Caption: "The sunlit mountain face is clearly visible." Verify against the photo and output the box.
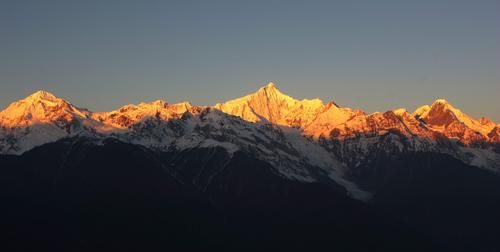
[1,83,500,251]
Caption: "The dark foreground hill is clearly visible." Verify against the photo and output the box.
[1,137,499,252]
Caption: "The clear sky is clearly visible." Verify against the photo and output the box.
[1,0,499,121]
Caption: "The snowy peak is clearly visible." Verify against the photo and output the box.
[413,99,456,119]
[325,101,340,109]
[266,81,276,88]
[420,99,461,127]
[93,100,198,129]
[304,101,360,139]
[255,81,281,94]
[15,90,65,108]
[168,101,194,114]
[1,87,499,157]
[392,108,408,117]
[260,81,279,93]
[0,91,95,154]
[0,90,88,128]
[414,98,496,138]
[413,105,431,118]
[253,82,300,108]
[215,82,326,127]
[27,90,59,101]
[433,98,450,105]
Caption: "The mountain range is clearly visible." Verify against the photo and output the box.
[1,82,499,172]
[1,83,500,251]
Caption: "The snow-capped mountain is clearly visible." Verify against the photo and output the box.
[100,105,367,199]
[214,82,326,128]
[2,84,500,251]
[0,88,369,199]
[92,100,196,129]
[0,91,100,154]
[216,84,498,145]
[215,83,500,172]
[413,99,495,144]
[0,90,90,128]
[1,83,499,198]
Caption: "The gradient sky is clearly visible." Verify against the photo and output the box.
[1,0,499,121]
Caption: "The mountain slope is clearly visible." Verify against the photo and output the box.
[3,136,500,251]
[214,83,499,172]
[0,89,370,200]
[1,85,499,192]
[0,90,89,127]
[1,85,500,251]
[0,137,442,252]
[92,100,197,129]
[0,91,99,154]
[214,82,325,128]
[413,99,495,144]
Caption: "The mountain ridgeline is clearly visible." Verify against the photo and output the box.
[1,83,499,251]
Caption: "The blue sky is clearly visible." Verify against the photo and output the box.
[1,0,499,121]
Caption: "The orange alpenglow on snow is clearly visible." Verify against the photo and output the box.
[92,100,198,129]
[0,83,498,154]
[215,83,498,144]
[215,82,325,128]
[0,90,90,127]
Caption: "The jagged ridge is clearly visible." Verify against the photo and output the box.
[1,83,499,185]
